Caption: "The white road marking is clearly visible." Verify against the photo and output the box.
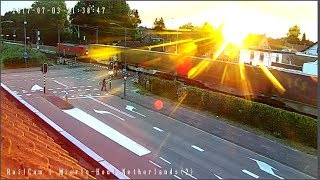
[31,90,36,93]
[93,109,125,121]
[182,170,197,179]
[39,89,43,92]
[65,77,68,78]
[78,89,82,91]
[85,89,90,91]
[94,88,99,91]
[72,86,77,89]
[149,160,162,168]
[88,96,135,118]
[53,91,57,93]
[69,90,75,92]
[57,87,61,90]
[51,78,55,80]
[126,105,146,117]
[13,91,18,94]
[26,94,31,96]
[63,108,150,156]
[80,86,85,88]
[24,80,27,81]
[92,80,96,81]
[153,127,163,132]
[174,175,182,179]
[159,157,171,164]
[31,79,34,81]
[191,145,204,152]
[242,169,259,179]
[71,95,75,98]
[61,90,66,93]
[79,94,84,97]
[37,79,41,81]
[249,158,284,179]
[96,94,101,96]
[18,95,22,97]
[213,173,223,179]
[53,80,68,88]
[87,86,92,88]
[31,84,43,91]
[48,88,53,91]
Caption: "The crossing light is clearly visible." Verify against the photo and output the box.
[42,63,48,74]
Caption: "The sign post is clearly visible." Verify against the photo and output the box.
[23,51,28,68]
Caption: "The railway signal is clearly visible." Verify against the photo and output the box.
[41,63,48,94]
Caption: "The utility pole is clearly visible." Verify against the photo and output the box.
[24,20,27,68]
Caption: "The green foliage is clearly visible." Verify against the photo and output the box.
[153,17,166,31]
[1,43,48,67]
[147,77,317,148]
[286,24,301,44]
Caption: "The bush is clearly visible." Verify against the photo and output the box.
[1,43,48,67]
[148,77,317,148]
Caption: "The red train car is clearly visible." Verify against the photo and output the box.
[57,43,88,57]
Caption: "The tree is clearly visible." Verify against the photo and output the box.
[286,24,301,44]
[70,0,141,44]
[153,17,165,31]
[179,22,195,30]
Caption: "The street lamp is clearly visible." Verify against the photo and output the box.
[110,22,127,97]
[24,20,27,68]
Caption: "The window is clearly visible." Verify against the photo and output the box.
[276,54,279,62]
[260,52,264,61]
[250,51,254,60]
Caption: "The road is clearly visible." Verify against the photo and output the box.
[1,65,315,179]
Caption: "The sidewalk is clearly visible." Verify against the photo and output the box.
[111,76,317,178]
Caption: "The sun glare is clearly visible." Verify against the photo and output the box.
[212,4,254,46]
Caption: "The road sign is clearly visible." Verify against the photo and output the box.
[23,51,28,58]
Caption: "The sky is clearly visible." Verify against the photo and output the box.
[1,1,318,42]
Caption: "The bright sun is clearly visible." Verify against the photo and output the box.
[215,5,253,46]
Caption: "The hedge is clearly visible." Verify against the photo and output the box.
[146,77,317,148]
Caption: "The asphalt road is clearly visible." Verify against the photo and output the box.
[1,65,315,179]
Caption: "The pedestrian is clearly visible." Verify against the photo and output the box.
[101,78,107,92]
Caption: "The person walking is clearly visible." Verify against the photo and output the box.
[101,78,107,92]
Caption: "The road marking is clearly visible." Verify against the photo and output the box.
[126,105,146,117]
[65,77,68,79]
[72,86,77,89]
[159,157,171,164]
[69,90,75,92]
[153,127,163,132]
[61,90,66,93]
[24,80,27,81]
[182,170,197,179]
[63,108,150,156]
[57,87,61,90]
[85,89,90,91]
[53,80,68,88]
[48,88,53,91]
[80,86,85,88]
[39,89,43,92]
[191,145,204,152]
[71,77,74,78]
[93,109,125,121]
[213,173,223,179]
[79,94,84,97]
[37,79,41,81]
[31,84,43,91]
[53,91,57,93]
[18,95,22,97]
[242,170,259,179]
[31,79,34,81]
[51,78,55,80]
[149,160,162,168]
[249,157,284,179]
[94,88,99,91]
[71,95,75,98]
[174,175,182,179]
[78,89,82,91]
[26,94,31,96]
[88,96,135,119]
[92,80,96,81]
[96,94,101,96]
[87,86,92,88]
[13,91,18,94]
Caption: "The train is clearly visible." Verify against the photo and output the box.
[87,44,318,118]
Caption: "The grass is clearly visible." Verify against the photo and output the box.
[133,80,317,156]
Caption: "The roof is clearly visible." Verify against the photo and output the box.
[300,41,318,52]
[243,33,269,48]
[1,89,95,179]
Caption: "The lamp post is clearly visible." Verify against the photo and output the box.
[24,20,27,68]
[110,22,127,97]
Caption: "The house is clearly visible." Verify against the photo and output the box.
[242,33,270,49]
[297,41,318,56]
[302,60,317,76]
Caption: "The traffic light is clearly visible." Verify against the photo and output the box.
[42,63,48,74]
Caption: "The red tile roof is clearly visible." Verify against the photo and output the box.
[1,90,96,179]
